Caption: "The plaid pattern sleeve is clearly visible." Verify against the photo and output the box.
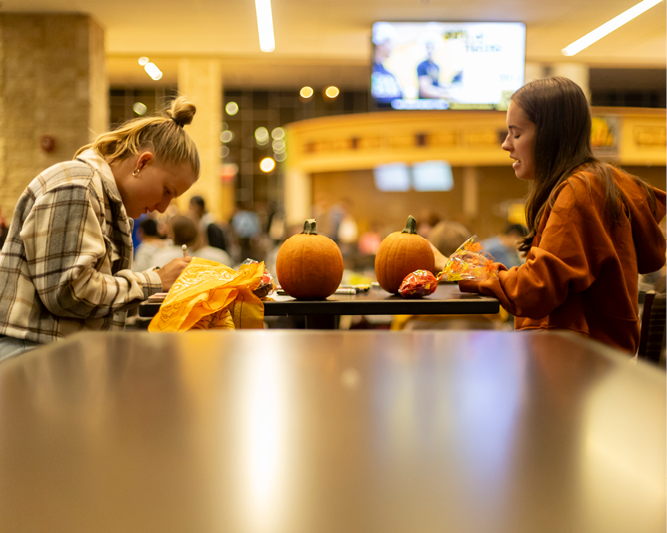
[0,157,162,344]
[23,184,156,318]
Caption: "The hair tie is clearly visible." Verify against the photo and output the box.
[170,116,183,128]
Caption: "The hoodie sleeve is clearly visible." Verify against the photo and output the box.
[631,186,666,274]
[476,176,666,319]
[475,178,618,319]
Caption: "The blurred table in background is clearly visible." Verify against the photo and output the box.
[0,330,664,533]
[139,283,500,329]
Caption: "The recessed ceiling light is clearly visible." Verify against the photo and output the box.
[260,157,276,172]
[144,62,162,81]
[562,0,664,56]
[325,86,340,98]
[255,0,275,52]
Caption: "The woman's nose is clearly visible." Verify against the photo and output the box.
[501,133,511,152]
[156,199,171,213]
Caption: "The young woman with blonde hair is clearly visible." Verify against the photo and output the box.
[438,77,666,353]
[0,96,200,359]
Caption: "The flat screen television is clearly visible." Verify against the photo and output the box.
[373,161,454,192]
[371,21,526,110]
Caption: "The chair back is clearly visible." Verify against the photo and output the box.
[637,291,666,363]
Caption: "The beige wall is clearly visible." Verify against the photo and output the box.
[0,14,107,220]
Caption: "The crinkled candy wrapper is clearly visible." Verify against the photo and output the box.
[437,236,499,282]
[241,258,277,298]
[398,270,438,298]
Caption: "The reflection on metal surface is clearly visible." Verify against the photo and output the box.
[454,334,523,481]
[340,367,361,389]
[0,330,663,533]
[582,365,666,521]
[242,350,287,532]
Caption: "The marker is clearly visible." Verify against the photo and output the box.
[182,244,188,257]
[334,288,357,295]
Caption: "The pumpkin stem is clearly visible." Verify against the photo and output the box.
[302,219,318,235]
[401,215,418,234]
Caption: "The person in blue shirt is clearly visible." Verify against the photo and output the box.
[371,23,403,106]
[482,224,528,269]
[417,39,455,100]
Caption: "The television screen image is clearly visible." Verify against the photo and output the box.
[373,163,411,192]
[371,21,526,110]
[412,161,454,191]
[373,161,455,192]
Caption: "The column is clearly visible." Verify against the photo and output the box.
[177,59,232,221]
[525,62,547,84]
[284,168,311,227]
[551,63,591,102]
[0,14,107,219]
[462,166,479,219]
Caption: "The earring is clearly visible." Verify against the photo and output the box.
[132,168,140,177]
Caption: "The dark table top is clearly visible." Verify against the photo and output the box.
[0,330,663,533]
[138,283,500,318]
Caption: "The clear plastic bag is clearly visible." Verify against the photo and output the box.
[437,236,499,282]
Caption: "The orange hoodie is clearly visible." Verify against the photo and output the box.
[467,168,666,354]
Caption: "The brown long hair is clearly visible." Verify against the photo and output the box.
[512,77,657,254]
[75,96,200,178]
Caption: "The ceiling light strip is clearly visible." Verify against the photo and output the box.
[255,0,276,53]
[562,0,664,56]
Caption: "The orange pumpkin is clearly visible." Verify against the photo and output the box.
[276,219,344,300]
[375,215,436,294]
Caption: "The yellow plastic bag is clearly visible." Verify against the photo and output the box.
[148,258,265,332]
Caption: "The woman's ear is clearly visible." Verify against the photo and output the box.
[136,151,154,171]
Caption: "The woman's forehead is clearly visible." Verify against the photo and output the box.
[167,164,197,196]
[506,102,531,127]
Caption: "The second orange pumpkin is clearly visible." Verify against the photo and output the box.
[374,215,436,294]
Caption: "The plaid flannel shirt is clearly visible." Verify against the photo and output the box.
[0,149,162,344]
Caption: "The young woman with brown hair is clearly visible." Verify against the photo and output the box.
[0,97,200,359]
[437,77,666,353]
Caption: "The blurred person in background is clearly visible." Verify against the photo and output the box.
[481,223,528,269]
[132,217,167,272]
[189,195,237,259]
[151,215,232,268]
[358,221,383,256]
[312,195,335,239]
[336,199,359,257]
[0,97,199,360]
[428,220,471,258]
[231,203,262,261]
[416,209,442,240]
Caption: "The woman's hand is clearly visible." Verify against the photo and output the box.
[430,242,448,273]
[156,257,192,291]
[458,279,481,293]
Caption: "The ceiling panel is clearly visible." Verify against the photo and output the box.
[3,0,665,87]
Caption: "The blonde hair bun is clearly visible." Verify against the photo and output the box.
[168,96,197,127]
[76,94,200,179]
